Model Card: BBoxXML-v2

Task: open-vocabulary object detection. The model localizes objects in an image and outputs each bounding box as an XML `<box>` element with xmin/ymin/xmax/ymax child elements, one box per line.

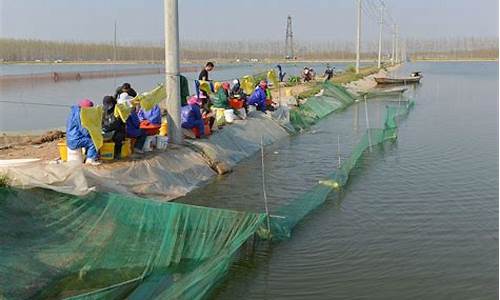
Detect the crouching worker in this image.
<box><xmin>66</xmin><ymin>99</ymin><xmax>99</xmax><ymax>165</ymax></box>
<box><xmin>230</xmin><ymin>79</ymin><xmax>247</xmax><ymax>101</ymax></box>
<box><xmin>138</xmin><ymin>104</ymin><xmax>162</xmax><ymax>135</ymax></box>
<box><xmin>138</xmin><ymin>104</ymin><xmax>161</xmax><ymax>125</ymax></box>
<box><xmin>247</xmin><ymin>80</ymin><xmax>268</xmax><ymax>112</ymax></box>
<box><xmin>102</xmin><ymin>96</ymin><xmax>126</xmax><ymax>159</ymax></box>
<box><xmin>181</xmin><ymin>96</ymin><xmax>205</xmax><ymax>138</ymax></box>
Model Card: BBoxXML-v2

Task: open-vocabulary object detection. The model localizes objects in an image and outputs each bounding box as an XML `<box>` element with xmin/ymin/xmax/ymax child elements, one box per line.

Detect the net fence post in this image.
<box><xmin>364</xmin><ymin>95</ymin><xmax>372</xmax><ymax>150</ymax></box>
<box><xmin>337</xmin><ymin>135</ymin><xmax>341</xmax><ymax>168</ymax></box>
<box><xmin>261</xmin><ymin>136</ymin><xmax>271</xmax><ymax>236</ymax></box>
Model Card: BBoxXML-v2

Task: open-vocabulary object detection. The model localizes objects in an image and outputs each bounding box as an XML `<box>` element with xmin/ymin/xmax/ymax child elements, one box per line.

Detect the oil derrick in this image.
<box><xmin>285</xmin><ymin>15</ymin><xmax>294</xmax><ymax>59</ymax></box>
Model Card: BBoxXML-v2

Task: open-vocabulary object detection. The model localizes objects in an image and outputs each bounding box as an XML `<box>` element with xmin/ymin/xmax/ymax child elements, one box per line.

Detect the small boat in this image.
<box><xmin>361</xmin><ymin>86</ymin><xmax>408</xmax><ymax>98</ymax></box>
<box><xmin>375</xmin><ymin>72</ymin><xmax>422</xmax><ymax>85</ymax></box>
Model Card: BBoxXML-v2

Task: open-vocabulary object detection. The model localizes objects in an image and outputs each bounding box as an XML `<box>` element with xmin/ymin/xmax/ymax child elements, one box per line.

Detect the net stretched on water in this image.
<box><xmin>264</xmin><ymin>100</ymin><xmax>415</xmax><ymax>240</ymax></box>
<box><xmin>0</xmin><ymin>189</ymin><xmax>265</xmax><ymax>299</ymax></box>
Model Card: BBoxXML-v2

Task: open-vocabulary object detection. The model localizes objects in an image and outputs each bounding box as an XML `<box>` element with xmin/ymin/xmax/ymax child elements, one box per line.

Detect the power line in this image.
<box><xmin>0</xmin><ymin>100</ymin><xmax>72</xmax><ymax>108</ymax></box>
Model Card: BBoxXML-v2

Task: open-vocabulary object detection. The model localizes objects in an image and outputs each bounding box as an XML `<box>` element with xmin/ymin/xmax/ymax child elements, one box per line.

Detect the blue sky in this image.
<box><xmin>0</xmin><ymin>0</ymin><xmax>498</xmax><ymax>43</ymax></box>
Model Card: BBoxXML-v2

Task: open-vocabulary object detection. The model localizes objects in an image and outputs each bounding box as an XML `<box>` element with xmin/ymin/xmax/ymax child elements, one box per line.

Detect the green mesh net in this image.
<box><xmin>289</xmin><ymin>82</ymin><xmax>356</xmax><ymax>131</ymax></box>
<box><xmin>0</xmin><ymin>188</ymin><xmax>264</xmax><ymax>299</ymax></box>
<box><xmin>264</xmin><ymin>100</ymin><xmax>415</xmax><ymax>240</ymax></box>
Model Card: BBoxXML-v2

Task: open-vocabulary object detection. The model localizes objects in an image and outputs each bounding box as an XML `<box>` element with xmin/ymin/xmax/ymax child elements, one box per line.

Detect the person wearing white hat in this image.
<box><xmin>229</xmin><ymin>79</ymin><xmax>246</xmax><ymax>101</ymax></box>
<box><xmin>118</xmin><ymin>92</ymin><xmax>146</xmax><ymax>154</ymax></box>
<box><xmin>117</xmin><ymin>92</ymin><xmax>133</xmax><ymax>105</ymax></box>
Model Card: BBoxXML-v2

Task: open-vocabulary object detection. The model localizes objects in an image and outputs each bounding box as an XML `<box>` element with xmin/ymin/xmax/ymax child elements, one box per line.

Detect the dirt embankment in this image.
<box><xmin>0</xmin><ymin>131</ymin><xmax>64</xmax><ymax>160</ymax></box>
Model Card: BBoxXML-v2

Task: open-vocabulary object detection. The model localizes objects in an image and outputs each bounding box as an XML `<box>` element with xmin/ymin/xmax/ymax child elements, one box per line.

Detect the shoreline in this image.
<box><xmin>0</xmin><ymin>65</ymin><xmax>382</xmax><ymax>161</ymax></box>
<box><xmin>0</xmin><ymin>64</ymin><xmax>394</xmax><ymax>138</ymax></box>
<box><xmin>2</xmin><ymin>58</ymin><xmax>497</xmax><ymax>65</ymax></box>
<box><xmin>413</xmin><ymin>58</ymin><xmax>498</xmax><ymax>62</ymax></box>
<box><xmin>0</xmin><ymin>64</ymin><xmax>390</xmax><ymax>158</ymax></box>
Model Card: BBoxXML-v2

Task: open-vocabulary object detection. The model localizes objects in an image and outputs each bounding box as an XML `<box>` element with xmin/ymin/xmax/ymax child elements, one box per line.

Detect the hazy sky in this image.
<box><xmin>0</xmin><ymin>0</ymin><xmax>498</xmax><ymax>44</ymax></box>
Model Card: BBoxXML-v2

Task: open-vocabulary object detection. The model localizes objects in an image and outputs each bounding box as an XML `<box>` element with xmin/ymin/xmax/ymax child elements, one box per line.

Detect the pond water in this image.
<box><xmin>175</xmin><ymin>61</ymin><xmax>498</xmax><ymax>300</ymax></box>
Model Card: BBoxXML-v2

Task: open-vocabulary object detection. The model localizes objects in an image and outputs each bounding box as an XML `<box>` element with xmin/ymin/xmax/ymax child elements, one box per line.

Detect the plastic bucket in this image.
<box><xmin>67</xmin><ymin>147</ymin><xmax>83</xmax><ymax>163</ymax></box>
<box><xmin>204</xmin><ymin>123</ymin><xmax>211</xmax><ymax>136</ymax></box>
<box><xmin>57</xmin><ymin>142</ymin><xmax>68</xmax><ymax>161</ymax></box>
<box><xmin>99</xmin><ymin>142</ymin><xmax>115</xmax><ymax>160</ymax></box>
<box><xmin>159</xmin><ymin>122</ymin><xmax>168</xmax><ymax>136</ymax></box>
<box><xmin>214</xmin><ymin>108</ymin><xmax>225</xmax><ymax>126</ymax></box>
<box><xmin>224</xmin><ymin>109</ymin><xmax>235</xmax><ymax>123</ymax></box>
<box><xmin>140</xmin><ymin>121</ymin><xmax>161</xmax><ymax>136</ymax></box>
<box><xmin>229</xmin><ymin>99</ymin><xmax>244</xmax><ymax>109</ymax></box>
<box><xmin>156</xmin><ymin>136</ymin><xmax>169</xmax><ymax>150</ymax></box>
<box><xmin>237</xmin><ymin>108</ymin><xmax>247</xmax><ymax>120</ymax></box>
<box><xmin>121</xmin><ymin>139</ymin><xmax>131</xmax><ymax>158</ymax></box>
<box><xmin>143</xmin><ymin>135</ymin><xmax>156</xmax><ymax>152</ymax></box>
<box><xmin>192</xmin><ymin>127</ymin><xmax>201</xmax><ymax>138</ymax></box>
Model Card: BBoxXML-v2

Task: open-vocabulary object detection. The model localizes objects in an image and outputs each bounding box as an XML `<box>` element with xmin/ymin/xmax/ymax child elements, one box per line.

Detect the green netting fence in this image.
<box><xmin>0</xmin><ymin>189</ymin><xmax>265</xmax><ymax>300</ymax></box>
<box><xmin>289</xmin><ymin>82</ymin><xmax>356</xmax><ymax>131</ymax></box>
<box><xmin>264</xmin><ymin>100</ymin><xmax>415</xmax><ymax>240</ymax></box>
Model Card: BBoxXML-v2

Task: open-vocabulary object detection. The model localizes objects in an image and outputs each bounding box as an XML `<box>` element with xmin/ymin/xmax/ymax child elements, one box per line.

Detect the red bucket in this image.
<box><xmin>192</xmin><ymin>127</ymin><xmax>201</xmax><ymax>138</ymax></box>
<box><xmin>140</xmin><ymin>121</ymin><xmax>161</xmax><ymax>136</ymax></box>
<box><xmin>229</xmin><ymin>99</ymin><xmax>244</xmax><ymax>109</ymax></box>
<box><xmin>204</xmin><ymin>123</ymin><xmax>211</xmax><ymax>136</ymax></box>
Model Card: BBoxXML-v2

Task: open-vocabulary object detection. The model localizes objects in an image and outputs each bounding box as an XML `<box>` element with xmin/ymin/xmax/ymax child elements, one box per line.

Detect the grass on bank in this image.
<box><xmin>0</xmin><ymin>174</ymin><xmax>9</xmax><ymax>187</ymax></box>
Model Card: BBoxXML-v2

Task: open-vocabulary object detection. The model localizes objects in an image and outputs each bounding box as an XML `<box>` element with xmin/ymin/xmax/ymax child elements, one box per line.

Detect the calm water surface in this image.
<box><xmin>176</xmin><ymin>62</ymin><xmax>498</xmax><ymax>299</ymax></box>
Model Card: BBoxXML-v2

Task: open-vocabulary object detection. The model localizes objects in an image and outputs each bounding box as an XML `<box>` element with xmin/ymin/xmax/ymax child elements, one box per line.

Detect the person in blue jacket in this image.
<box><xmin>247</xmin><ymin>80</ymin><xmax>268</xmax><ymax>112</ymax></box>
<box><xmin>138</xmin><ymin>104</ymin><xmax>162</xmax><ymax>125</ymax></box>
<box><xmin>181</xmin><ymin>96</ymin><xmax>205</xmax><ymax>138</ymax></box>
<box><xmin>117</xmin><ymin>93</ymin><xmax>146</xmax><ymax>154</ymax></box>
<box><xmin>66</xmin><ymin>99</ymin><xmax>99</xmax><ymax>165</ymax></box>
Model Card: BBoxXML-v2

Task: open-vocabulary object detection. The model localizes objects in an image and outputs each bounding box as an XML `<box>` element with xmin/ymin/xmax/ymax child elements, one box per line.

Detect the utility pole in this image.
<box><xmin>113</xmin><ymin>21</ymin><xmax>117</xmax><ymax>87</ymax></box>
<box><xmin>285</xmin><ymin>15</ymin><xmax>294</xmax><ymax>59</ymax></box>
<box><xmin>391</xmin><ymin>24</ymin><xmax>396</xmax><ymax>65</ymax></box>
<box><xmin>401</xmin><ymin>40</ymin><xmax>406</xmax><ymax>62</ymax></box>
<box><xmin>395</xmin><ymin>25</ymin><xmax>399</xmax><ymax>64</ymax></box>
<box><xmin>377</xmin><ymin>2</ymin><xmax>384</xmax><ymax>68</ymax></box>
<box><xmin>164</xmin><ymin>0</ymin><xmax>183</xmax><ymax>144</ymax></box>
<box><xmin>355</xmin><ymin>0</ymin><xmax>362</xmax><ymax>73</ymax></box>
<box><xmin>113</xmin><ymin>21</ymin><xmax>117</xmax><ymax>62</ymax></box>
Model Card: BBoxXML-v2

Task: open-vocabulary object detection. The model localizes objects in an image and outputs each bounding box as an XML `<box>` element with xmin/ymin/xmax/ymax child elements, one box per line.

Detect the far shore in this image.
<box><xmin>2</xmin><ymin>58</ymin><xmax>497</xmax><ymax>65</ymax></box>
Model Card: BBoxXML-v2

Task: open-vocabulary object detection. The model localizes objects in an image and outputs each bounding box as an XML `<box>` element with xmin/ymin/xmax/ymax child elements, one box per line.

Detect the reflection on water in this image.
<box><xmin>177</xmin><ymin>62</ymin><xmax>498</xmax><ymax>299</ymax></box>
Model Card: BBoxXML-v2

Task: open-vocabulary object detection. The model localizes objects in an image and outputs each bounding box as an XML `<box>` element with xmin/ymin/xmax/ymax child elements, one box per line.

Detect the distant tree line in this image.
<box><xmin>405</xmin><ymin>37</ymin><xmax>498</xmax><ymax>60</ymax></box>
<box><xmin>0</xmin><ymin>37</ymin><xmax>497</xmax><ymax>62</ymax></box>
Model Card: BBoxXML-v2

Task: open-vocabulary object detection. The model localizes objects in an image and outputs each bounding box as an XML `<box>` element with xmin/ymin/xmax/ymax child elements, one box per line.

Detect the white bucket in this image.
<box><xmin>67</xmin><ymin>147</ymin><xmax>83</xmax><ymax>163</ymax></box>
<box><xmin>143</xmin><ymin>135</ymin><xmax>156</xmax><ymax>152</ymax></box>
<box><xmin>156</xmin><ymin>136</ymin><xmax>169</xmax><ymax>150</ymax></box>
<box><xmin>237</xmin><ymin>108</ymin><xmax>247</xmax><ymax>120</ymax></box>
<box><xmin>224</xmin><ymin>109</ymin><xmax>236</xmax><ymax>123</ymax></box>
